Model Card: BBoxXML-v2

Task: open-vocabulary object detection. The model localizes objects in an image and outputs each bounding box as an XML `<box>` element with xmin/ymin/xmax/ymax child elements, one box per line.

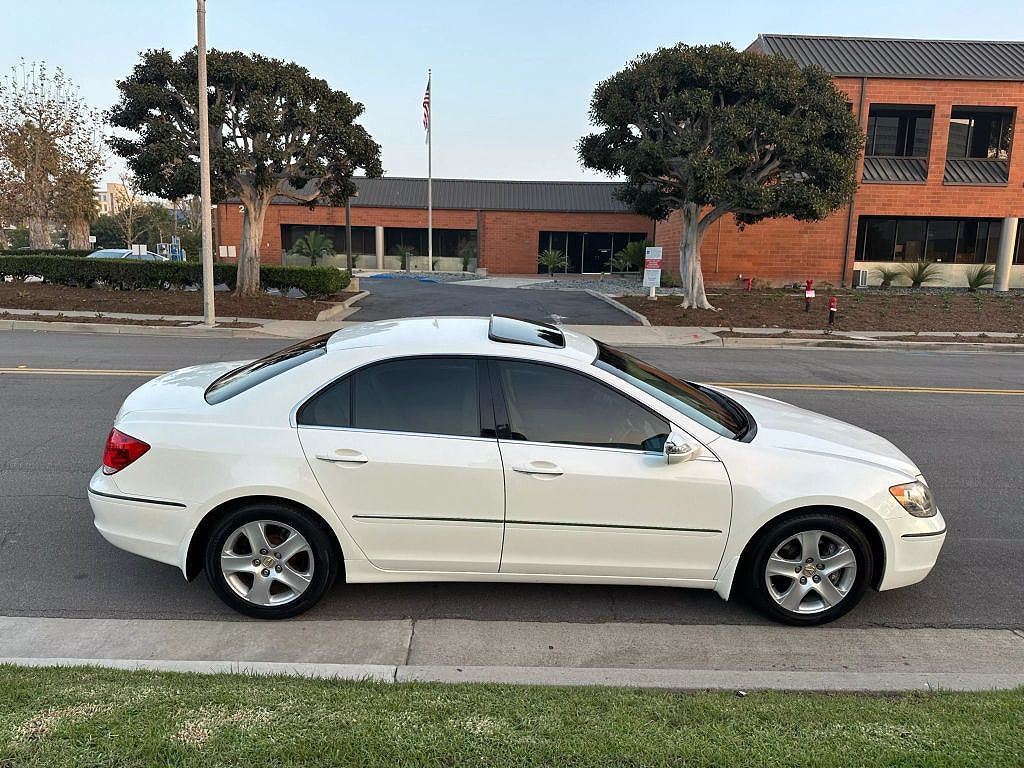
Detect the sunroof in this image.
<box><xmin>488</xmin><ymin>315</ymin><xmax>565</xmax><ymax>349</ymax></box>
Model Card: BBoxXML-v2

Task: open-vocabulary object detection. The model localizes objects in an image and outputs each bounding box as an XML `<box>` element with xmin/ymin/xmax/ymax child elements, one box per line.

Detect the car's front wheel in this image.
<box><xmin>746</xmin><ymin>512</ymin><xmax>873</xmax><ymax>626</ymax></box>
<box><xmin>204</xmin><ymin>503</ymin><xmax>337</xmax><ymax>619</ymax></box>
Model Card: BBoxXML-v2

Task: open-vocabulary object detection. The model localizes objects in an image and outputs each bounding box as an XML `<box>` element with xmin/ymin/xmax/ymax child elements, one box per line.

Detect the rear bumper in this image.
<box><xmin>88</xmin><ymin>470</ymin><xmax>190</xmax><ymax>573</ymax></box>
<box><xmin>878</xmin><ymin>509</ymin><xmax>946</xmax><ymax>591</ymax></box>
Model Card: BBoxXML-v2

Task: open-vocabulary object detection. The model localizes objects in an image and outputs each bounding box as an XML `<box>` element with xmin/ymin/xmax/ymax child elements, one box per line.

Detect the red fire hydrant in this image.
<box><xmin>828</xmin><ymin>295</ymin><xmax>838</xmax><ymax>326</ymax></box>
<box><xmin>804</xmin><ymin>279</ymin><xmax>815</xmax><ymax>312</ymax></box>
<box><xmin>744</xmin><ymin>276</ymin><xmax>754</xmax><ymax>291</ymax></box>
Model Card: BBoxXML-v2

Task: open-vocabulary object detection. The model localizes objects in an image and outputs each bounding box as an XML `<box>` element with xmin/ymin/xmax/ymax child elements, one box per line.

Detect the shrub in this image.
<box><xmin>609</xmin><ymin>240</ymin><xmax>649</xmax><ymax>272</ymax></box>
<box><xmin>873</xmin><ymin>265</ymin><xmax>903</xmax><ymax>288</ymax></box>
<box><xmin>660</xmin><ymin>271</ymin><xmax>681</xmax><ymax>288</ymax></box>
<box><xmin>963</xmin><ymin>263</ymin><xmax>995</xmax><ymax>292</ymax></box>
<box><xmin>901</xmin><ymin>260</ymin><xmax>941</xmax><ymax>288</ymax></box>
<box><xmin>538</xmin><ymin>249</ymin><xmax>567</xmax><ymax>275</ymax></box>
<box><xmin>288</xmin><ymin>232</ymin><xmax>335</xmax><ymax>267</ymax></box>
<box><xmin>0</xmin><ymin>255</ymin><xmax>348</xmax><ymax>297</ymax></box>
<box><xmin>0</xmin><ymin>248</ymin><xmax>95</xmax><ymax>257</ymax></box>
<box><xmin>392</xmin><ymin>244</ymin><xmax>415</xmax><ymax>270</ymax></box>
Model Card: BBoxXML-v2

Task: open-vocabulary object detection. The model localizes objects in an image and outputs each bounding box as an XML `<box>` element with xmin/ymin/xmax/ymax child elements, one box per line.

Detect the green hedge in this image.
<box><xmin>0</xmin><ymin>248</ymin><xmax>95</xmax><ymax>257</ymax></box>
<box><xmin>0</xmin><ymin>255</ymin><xmax>349</xmax><ymax>297</ymax></box>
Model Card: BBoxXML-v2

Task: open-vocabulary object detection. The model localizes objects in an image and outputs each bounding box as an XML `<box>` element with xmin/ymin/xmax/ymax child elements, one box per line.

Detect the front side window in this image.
<box><xmin>866</xmin><ymin>106</ymin><xmax>932</xmax><ymax>157</ymax></box>
<box><xmin>947</xmin><ymin>108</ymin><xmax>1014</xmax><ymax>160</ymax></box>
<box><xmin>493</xmin><ymin>360</ymin><xmax>670</xmax><ymax>451</ymax></box>
<box><xmin>298</xmin><ymin>357</ymin><xmax>482</xmax><ymax>438</ymax></box>
<box><xmin>593</xmin><ymin>344</ymin><xmax>747</xmax><ymax>440</ymax></box>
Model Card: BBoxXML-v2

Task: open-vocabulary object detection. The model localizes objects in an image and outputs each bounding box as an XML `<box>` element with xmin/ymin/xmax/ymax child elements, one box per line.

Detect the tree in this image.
<box><xmin>610</xmin><ymin>240</ymin><xmax>649</xmax><ymax>272</ymax></box>
<box><xmin>579</xmin><ymin>43</ymin><xmax>862</xmax><ymax>309</ymax></box>
<box><xmin>290</xmin><ymin>231</ymin><xmax>334</xmax><ymax>266</ymax></box>
<box><xmin>90</xmin><ymin>214</ymin><xmax>121</xmax><ymax>248</ymax></box>
<box><xmin>110</xmin><ymin>174</ymin><xmax>146</xmax><ymax>247</ymax></box>
<box><xmin>108</xmin><ymin>49</ymin><xmax>382</xmax><ymax>295</ymax></box>
<box><xmin>0</xmin><ymin>61</ymin><xmax>105</xmax><ymax>249</ymax></box>
<box><xmin>538</xmin><ymin>248</ymin><xmax>567</xmax><ymax>275</ymax></box>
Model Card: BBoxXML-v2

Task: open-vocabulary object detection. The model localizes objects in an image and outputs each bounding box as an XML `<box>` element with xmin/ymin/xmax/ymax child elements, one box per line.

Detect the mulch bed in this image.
<box><xmin>0</xmin><ymin>282</ymin><xmax>357</xmax><ymax>321</ymax></box>
<box><xmin>618</xmin><ymin>289</ymin><xmax>1024</xmax><ymax>333</ymax></box>
<box><xmin>1</xmin><ymin>312</ymin><xmax>259</xmax><ymax>329</ymax></box>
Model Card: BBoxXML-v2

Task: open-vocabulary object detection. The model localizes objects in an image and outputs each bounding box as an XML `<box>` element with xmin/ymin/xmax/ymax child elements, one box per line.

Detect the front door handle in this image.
<box><xmin>316</xmin><ymin>450</ymin><xmax>368</xmax><ymax>464</ymax></box>
<box><xmin>511</xmin><ymin>462</ymin><xmax>563</xmax><ymax>476</ymax></box>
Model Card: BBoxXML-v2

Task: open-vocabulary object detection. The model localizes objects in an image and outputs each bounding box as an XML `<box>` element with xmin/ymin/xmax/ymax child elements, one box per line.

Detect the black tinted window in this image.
<box><xmin>494</xmin><ymin>361</ymin><xmax>669</xmax><ymax>451</ymax></box>
<box><xmin>206</xmin><ymin>333</ymin><xmax>331</xmax><ymax>405</ymax></box>
<box><xmin>300</xmin><ymin>357</ymin><xmax>482</xmax><ymax>437</ymax></box>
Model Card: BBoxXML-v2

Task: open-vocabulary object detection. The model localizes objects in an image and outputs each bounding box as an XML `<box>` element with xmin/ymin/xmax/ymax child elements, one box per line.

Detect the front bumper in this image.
<box><xmin>878</xmin><ymin>508</ymin><xmax>946</xmax><ymax>591</ymax></box>
<box><xmin>88</xmin><ymin>469</ymin><xmax>190</xmax><ymax>571</ymax></box>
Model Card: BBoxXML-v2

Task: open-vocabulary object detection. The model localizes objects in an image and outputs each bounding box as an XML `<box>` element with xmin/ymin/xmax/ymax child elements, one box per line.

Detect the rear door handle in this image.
<box><xmin>316</xmin><ymin>450</ymin><xmax>368</xmax><ymax>464</ymax></box>
<box><xmin>511</xmin><ymin>462</ymin><xmax>563</xmax><ymax>476</ymax></box>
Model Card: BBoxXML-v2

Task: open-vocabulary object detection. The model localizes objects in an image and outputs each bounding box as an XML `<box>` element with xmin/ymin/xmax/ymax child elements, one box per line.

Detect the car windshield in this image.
<box><xmin>205</xmin><ymin>332</ymin><xmax>333</xmax><ymax>404</ymax></box>
<box><xmin>593</xmin><ymin>342</ymin><xmax>749</xmax><ymax>439</ymax></box>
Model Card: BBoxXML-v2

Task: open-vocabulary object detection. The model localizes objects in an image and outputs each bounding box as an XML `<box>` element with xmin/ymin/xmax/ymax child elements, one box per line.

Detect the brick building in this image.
<box><xmin>655</xmin><ymin>34</ymin><xmax>1024</xmax><ymax>288</ymax></box>
<box><xmin>214</xmin><ymin>178</ymin><xmax>655</xmax><ymax>275</ymax></box>
<box><xmin>215</xmin><ymin>34</ymin><xmax>1024</xmax><ymax>288</ymax></box>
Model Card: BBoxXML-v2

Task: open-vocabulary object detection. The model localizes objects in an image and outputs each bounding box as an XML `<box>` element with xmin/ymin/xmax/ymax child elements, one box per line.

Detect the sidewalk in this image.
<box><xmin>1</xmin><ymin>616</ymin><xmax>1021</xmax><ymax>691</ymax></box>
<box><xmin>3</xmin><ymin>306</ymin><xmax>1023</xmax><ymax>349</ymax></box>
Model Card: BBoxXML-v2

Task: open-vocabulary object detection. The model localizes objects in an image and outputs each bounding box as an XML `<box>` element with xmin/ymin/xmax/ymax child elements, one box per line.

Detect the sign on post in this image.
<box><xmin>131</xmin><ymin>243</ymin><xmax>146</xmax><ymax>256</ymax></box>
<box><xmin>642</xmin><ymin>246</ymin><xmax>663</xmax><ymax>298</ymax></box>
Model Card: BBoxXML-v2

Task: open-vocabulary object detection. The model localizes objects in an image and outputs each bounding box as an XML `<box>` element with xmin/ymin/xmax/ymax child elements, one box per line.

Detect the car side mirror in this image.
<box><xmin>664</xmin><ymin>438</ymin><xmax>701</xmax><ymax>464</ymax></box>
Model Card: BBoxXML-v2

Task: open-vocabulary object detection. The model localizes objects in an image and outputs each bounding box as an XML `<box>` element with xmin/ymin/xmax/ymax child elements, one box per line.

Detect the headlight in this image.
<box><xmin>889</xmin><ymin>481</ymin><xmax>936</xmax><ymax>517</ymax></box>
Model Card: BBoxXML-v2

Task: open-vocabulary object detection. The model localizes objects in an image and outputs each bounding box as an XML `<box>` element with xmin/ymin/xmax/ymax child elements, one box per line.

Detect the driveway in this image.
<box><xmin>353</xmin><ymin>276</ymin><xmax>639</xmax><ymax>325</ymax></box>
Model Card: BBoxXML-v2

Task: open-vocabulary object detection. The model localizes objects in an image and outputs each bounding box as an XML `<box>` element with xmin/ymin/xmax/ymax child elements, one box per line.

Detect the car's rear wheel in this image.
<box><xmin>204</xmin><ymin>503</ymin><xmax>337</xmax><ymax>619</ymax></box>
<box><xmin>746</xmin><ymin>512</ymin><xmax>873</xmax><ymax>626</ymax></box>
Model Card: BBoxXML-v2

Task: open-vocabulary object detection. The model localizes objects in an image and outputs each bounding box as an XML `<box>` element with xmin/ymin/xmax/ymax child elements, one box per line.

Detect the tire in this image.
<box><xmin>204</xmin><ymin>502</ymin><xmax>338</xmax><ymax>619</ymax></box>
<box><xmin>745</xmin><ymin>511</ymin><xmax>873</xmax><ymax>626</ymax></box>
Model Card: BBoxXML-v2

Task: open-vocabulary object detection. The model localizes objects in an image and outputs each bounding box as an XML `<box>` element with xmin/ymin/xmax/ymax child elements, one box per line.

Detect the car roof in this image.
<box><xmin>325</xmin><ymin>316</ymin><xmax>598</xmax><ymax>363</ymax></box>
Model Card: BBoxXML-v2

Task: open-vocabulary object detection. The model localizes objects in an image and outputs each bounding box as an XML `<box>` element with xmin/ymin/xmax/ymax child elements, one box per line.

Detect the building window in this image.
<box><xmin>856</xmin><ymin>217</ymin><xmax>1005</xmax><ymax>264</ymax></box>
<box><xmin>383</xmin><ymin>228</ymin><xmax>477</xmax><ymax>259</ymax></box>
<box><xmin>281</xmin><ymin>225</ymin><xmax>376</xmax><ymax>255</ymax></box>
<box><xmin>946</xmin><ymin>108</ymin><xmax>1014</xmax><ymax>160</ymax></box>
<box><xmin>865</xmin><ymin>106</ymin><xmax>932</xmax><ymax>157</ymax></box>
<box><xmin>537</xmin><ymin>231</ymin><xmax>648</xmax><ymax>273</ymax></box>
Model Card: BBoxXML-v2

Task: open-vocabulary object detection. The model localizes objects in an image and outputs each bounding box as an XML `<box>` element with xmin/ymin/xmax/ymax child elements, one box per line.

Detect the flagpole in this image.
<box><xmin>427</xmin><ymin>69</ymin><xmax>433</xmax><ymax>272</ymax></box>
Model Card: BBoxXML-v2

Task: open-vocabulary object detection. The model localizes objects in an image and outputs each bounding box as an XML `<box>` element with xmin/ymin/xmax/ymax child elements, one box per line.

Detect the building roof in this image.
<box><xmin>271</xmin><ymin>177</ymin><xmax>636</xmax><ymax>213</ymax></box>
<box><xmin>750</xmin><ymin>34</ymin><xmax>1024</xmax><ymax>81</ymax></box>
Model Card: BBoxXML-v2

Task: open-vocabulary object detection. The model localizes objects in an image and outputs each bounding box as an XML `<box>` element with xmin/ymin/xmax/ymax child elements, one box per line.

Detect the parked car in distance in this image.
<box><xmin>88</xmin><ymin>316</ymin><xmax>946</xmax><ymax>625</ymax></box>
<box><xmin>87</xmin><ymin>248</ymin><xmax>169</xmax><ymax>262</ymax></box>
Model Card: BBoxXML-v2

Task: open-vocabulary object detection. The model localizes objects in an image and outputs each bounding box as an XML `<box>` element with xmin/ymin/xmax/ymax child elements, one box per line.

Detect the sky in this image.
<box><xmin>4</xmin><ymin>0</ymin><xmax>1024</xmax><ymax>184</ymax></box>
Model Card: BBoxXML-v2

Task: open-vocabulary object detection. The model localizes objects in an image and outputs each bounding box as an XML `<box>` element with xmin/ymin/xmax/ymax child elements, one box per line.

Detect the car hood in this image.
<box><xmin>116</xmin><ymin>360</ymin><xmax>248</xmax><ymax>419</ymax></box>
<box><xmin>711</xmin><ymin>386</ymin><xmax>920</xmax><ymax>479</ymax></box>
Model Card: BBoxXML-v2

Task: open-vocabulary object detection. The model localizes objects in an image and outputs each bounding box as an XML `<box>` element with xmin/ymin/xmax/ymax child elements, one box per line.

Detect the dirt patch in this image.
<box><xmin>716</xmin><ymin>330</ymin><xmax>1024</xmax><ymax>344</ymax></box>
<box><xmin>1</xmin><ymin>312</ymin><xmax>259</xmax><ymax>329</ymax></box>
<box><xmin>0</xmin><ymin>282</ymin><xmax>356</xmax><ymax>320</ymax></box>
<box><xmin>618</xmin><ymin>289</ymin><xmax>1024</xmax><ymax>333</ymax></box>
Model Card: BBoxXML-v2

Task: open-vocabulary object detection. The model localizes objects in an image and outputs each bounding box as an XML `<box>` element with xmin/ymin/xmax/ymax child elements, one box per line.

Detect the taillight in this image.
<box><xmin>102</xmin><ymin>428</ymin><xmax>150</xmax><ymax>474</ymax></box>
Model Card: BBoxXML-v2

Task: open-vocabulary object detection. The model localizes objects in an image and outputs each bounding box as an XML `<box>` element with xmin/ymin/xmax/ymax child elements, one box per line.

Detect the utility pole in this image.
<box><xmin>197</xmin><ymin>0</ymin><xmax>216</xmax><ymax>327</ymax></box>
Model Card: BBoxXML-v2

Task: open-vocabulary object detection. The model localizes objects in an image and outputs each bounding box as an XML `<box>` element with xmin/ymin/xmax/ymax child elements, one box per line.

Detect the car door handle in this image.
<box><xmin>511</xmin><ymin>462</ymin><xmax>563</xmax><ymax>476</ymax></box>
<box><xmin>316</xmin><ymin>450</ymin><xmax>368</xmax><ymax>464</ymax></box>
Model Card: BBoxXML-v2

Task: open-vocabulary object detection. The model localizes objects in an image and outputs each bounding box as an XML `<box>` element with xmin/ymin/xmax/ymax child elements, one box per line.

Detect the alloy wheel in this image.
<box><xmin>219</xmin><ymin>520</ymin><xmax>314</xmax><ymax>606</ymax></box>
<box><xmin>764</xmin><ymin>529</ymin><xmax>858</xmax><ymax>615</ymax></box>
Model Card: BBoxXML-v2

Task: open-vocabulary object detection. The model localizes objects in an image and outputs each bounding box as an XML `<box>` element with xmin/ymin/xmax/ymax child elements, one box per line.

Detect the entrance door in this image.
<box><xmin>490</xmin><ymin>359</ymin><xmax>732</xmax><ymax>580</ymax></box>
<box><xmin>297</xmin><ymin>356</ymin><xmax>505</xmax><ymax>572</ymax></box>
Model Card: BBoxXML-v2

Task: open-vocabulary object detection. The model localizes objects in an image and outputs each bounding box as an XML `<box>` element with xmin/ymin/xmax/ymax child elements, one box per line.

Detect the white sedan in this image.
<box><xmin>88</xmin><ymin>316</ymin><xmax>946</xmax><ymax>625</ymax></box>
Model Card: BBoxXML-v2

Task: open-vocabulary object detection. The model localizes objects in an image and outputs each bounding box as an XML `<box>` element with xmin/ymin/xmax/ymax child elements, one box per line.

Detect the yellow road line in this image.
<box><xmin>709</xmin><ymin>382</ymin><xmax>1024</xmax><ymax>395</ymax></box>
<box><xmin>1</xmin><ymin>367</ymin><xmax>1023</xmax><ymax>395</ymax></box>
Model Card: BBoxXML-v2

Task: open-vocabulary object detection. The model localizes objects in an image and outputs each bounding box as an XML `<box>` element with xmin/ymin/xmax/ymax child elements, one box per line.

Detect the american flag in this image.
<box><xmin>422</xmin><ymin>73</ymin><xmax>431</xmax><ymax>135</ymax></box>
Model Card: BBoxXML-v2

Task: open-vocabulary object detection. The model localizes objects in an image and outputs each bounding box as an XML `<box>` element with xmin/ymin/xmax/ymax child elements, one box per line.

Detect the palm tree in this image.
<box><xmin>538</xmin><ymin>248</ymin><xmax>567</xmax><ymax>275</ymax></box>
<box><xmin>609</xmin><ymin>240</ymin><xmax>649</xmax><ymax>273</ymax></box>
<box><xmin>290</xmin><ymin>232</ymin><xmax>334</xmax><ymax>266</ymax></box>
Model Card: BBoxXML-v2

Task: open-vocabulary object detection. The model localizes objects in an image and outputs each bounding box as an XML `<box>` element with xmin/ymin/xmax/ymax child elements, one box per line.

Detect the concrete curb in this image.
<box><xmin>314</xmin><ymin>291</ymin><xmax>369</xmax><ymax>322</ymax></box>
<box><xmin>0</xmin><ymin>318</ymin><xmax>274</xmax><ymax>338</ymax></box>
<box><xmin>583</xmin><ymin>290</ymin><xmax>651</xmax><ymax>326</ymax></box>
<box><xmin>1</xmin><ymin>657</ymin><xmax>1020</xmax><ymax>692</ymax></box>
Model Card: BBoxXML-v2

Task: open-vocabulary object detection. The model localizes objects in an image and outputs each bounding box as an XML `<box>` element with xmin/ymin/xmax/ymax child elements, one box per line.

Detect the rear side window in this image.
<box><xmin>205</xmin><ymin>333</ymin><xmax>332</xmax><ymax>405</ymax></box>
<box><xmin>298</xmin><ymin>357</ymin><xmax>482</xmax><ymax>438</ymax></box>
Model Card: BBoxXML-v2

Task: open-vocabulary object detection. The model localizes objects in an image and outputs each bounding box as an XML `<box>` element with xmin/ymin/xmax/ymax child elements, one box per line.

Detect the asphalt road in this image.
<box><xmin>353</xmin><ymin>277</ymin><xmax>640</xmax><ymax>325</ymax></box>
<box><xmin>1</xmin><ymin>329</ymin><xmax>1021</xmax><ymax>629</ymax></box>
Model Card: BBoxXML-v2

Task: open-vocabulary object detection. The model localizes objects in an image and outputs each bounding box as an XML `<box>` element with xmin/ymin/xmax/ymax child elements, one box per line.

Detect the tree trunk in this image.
<box><xmin>237</xmin><ymin>191</ymin><xmax>269</xmax><ymax>297</ymax></box>
<box><xmin>678</xmin><ymin>203</ymin><xmax>714</xmax><ymax>310</ymax></box>
<box><xmin>67</xmin><ymin>217</ymin><xmax>91</xmax><ymax>250</ymax></box>
<box><xmin>28</xmin><ymin>216</ymin><xmax>53</xmax><ymax>250</ymax></box>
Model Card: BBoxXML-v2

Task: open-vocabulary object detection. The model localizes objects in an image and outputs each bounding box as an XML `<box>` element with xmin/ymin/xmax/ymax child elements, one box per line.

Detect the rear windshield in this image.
<box><xmin>205</xmin><ymin>333</ymin><xmax>332</xmax><ymax>404</ymax></box>
<box><xmin>594</xmin><ymin>342</ymin><xmax>749</xmax><ymax>439</ymax></box>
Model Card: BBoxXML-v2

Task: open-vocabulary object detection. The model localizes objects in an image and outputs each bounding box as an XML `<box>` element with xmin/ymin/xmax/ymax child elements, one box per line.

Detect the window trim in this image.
<box><xmin>294</xmin><ymin>354</ymin><xmax>496</xmax><ymax>440</ymax></box>
<box><xmin>485</xmin><ymin>357</ymin><xmax>673</xmax><ymax>455</ymax></box>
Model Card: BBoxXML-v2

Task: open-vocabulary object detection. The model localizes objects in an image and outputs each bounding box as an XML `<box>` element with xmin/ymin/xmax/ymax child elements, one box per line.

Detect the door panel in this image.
<box><xmin>498</xmin><ymin>440</ymin><xmax>731</xmax><ymax>579</ymax></box>
<box><xmin>300</xmin><ymin>429</ymin><xmax>504</xmax><ymax>572</ymax></box>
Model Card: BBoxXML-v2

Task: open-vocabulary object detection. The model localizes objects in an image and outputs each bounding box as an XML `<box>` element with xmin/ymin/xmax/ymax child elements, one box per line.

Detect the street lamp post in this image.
<box><xmin>196</xmin><ymin>0</ymin><xmax>215</xmax><ymax>327</ymax></box>
<box><xmin>345</xmin><ymin>189</ymin><xmax>358</xmax><ymax>271</ymax></box>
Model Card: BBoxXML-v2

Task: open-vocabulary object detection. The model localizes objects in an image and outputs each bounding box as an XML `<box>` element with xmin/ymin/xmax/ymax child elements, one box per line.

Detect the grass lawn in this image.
<box><xmin>1</xmin><ymin>666</ymin><xmax>1021</xmax><ymax>767</ymax></box>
